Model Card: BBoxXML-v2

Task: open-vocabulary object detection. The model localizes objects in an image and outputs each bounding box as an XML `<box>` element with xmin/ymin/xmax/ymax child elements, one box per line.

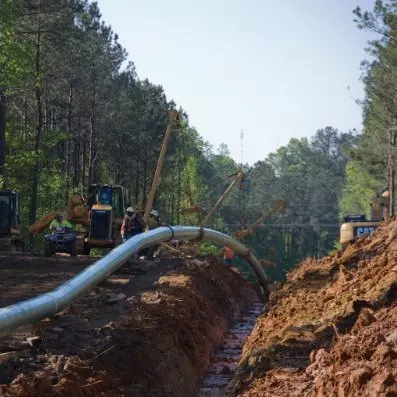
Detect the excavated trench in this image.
<box><xmin>196</xmin><ymin>303</ymin><xmax>263</xmax><ymax>397</ymax></box>
<box><xmin>0</xmin><ymin>255</ymin><xmax>263</xmax><ymax>397</ymax></box>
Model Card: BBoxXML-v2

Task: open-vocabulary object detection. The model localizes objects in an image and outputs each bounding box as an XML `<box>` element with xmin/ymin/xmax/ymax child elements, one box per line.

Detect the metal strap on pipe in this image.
<box><xmin>0</xmin><ymin>226</ymin><xmax>268</xmax><ymax>336</ymax></box>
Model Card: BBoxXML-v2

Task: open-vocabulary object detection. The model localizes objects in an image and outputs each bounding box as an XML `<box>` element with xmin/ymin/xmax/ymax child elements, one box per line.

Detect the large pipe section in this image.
<box><xmin>0</xmin><ymin>226</ymin><xmax>268</xmax><ymax>336</ymax></box>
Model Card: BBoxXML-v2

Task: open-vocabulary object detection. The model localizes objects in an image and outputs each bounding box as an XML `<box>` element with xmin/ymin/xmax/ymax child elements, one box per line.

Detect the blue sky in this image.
<box><xmin>97</xmin><ymin>0</ymin><xmax>376</xmax><ymax>164</ymax></box>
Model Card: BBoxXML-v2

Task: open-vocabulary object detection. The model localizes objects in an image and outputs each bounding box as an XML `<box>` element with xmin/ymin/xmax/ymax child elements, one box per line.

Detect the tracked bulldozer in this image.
<box><xmin>0</xmin><ymin>190</ymin><xmax>24</xmax><ymax>252</ymax></box>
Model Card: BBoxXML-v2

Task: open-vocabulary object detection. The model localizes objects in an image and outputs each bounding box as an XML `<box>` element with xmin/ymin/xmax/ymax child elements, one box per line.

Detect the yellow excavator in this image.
<box><xmin>340</xmin><ymin>188</ymin><xmax>389</xmax><ymax>249</ymax></box>
<box><xmin>30</xmin><ymin>184</ymin><xmax>128</xmax><ymax>255</ymax></box>
<box><xmin>30</xmin><ymin>110</ymin><xmax>180</xmax><ymax>256</ymax></box>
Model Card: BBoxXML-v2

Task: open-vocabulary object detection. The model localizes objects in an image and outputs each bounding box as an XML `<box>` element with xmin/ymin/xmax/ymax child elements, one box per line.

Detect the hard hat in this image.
<box><xmin>150</xmin><ymin>210</ymin><xmax>159</xmax><ymax>217</ymax></box>
<box><xmin>126</xmin><ymin>207</ymin><xmax>134</xmax><ymax>213</ymax></box>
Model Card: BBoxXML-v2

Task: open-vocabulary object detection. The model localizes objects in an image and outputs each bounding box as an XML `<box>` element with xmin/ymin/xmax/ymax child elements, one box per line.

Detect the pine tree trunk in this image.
<box><xmin>135</xmin><ymin>156</ymin><xmax>139</xmax><ymax>205</ymax></box>
<box><xmin>82</xmin><ymin>136</ymin><xmax>87</xmax><ymax>190</ymax></box>
<box><xmin>143</xmin><ymin>143</ymin><xmax>147</xmax><ymax>205</ymax></box>
<box><xmin>74</xmin><ymin>138</ymin><xmax>80</xmax><ymax>188</ymax></box>
<box><xmin>65</xmin><ymin>82</ymin><xmax>73</xmax><ymax>202</ymax></box>
<box><xmin>389</xmin><ymin>124</ymin><xmax>397</xmax><ymax>217</ymax></box>
<box><xmin>30</xmin><ymin>22</ymin><xmax>44</xmax><ymax>237</ymax></box>
<box><xmin>0</xmin><ymin>90</ymin><xmax>6</xmax><ymax>188</ymax></box>
<box><xmin>177</xmin><ymin>151</ymin><xmax>181</xmax><ymax>224</ymax></box>
<box><xmin>88</xmin><ymin>69</ymin><xmax>97</xmax><ymax>184</ymax></box>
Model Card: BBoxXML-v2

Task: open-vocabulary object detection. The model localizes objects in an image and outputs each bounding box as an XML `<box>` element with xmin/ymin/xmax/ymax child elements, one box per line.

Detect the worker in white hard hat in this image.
<box><xmin>148</xmin><ymin>209</ymin><xmax>160</xmax><ymax>230</ymax></box>
<box><xmin>121</xmin><ymin>207</ymin><xmax>135</xmax><ymax>242</ymax></box>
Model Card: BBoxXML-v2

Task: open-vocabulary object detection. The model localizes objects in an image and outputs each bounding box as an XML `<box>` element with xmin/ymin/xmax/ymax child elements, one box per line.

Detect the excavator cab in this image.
<box><xmin>84</xmin><ymin>184</ymin><xmax>127</xmax><ymax>253</ymax></box>
<box><xmin>0</xmin><ymin>190</ymin><xmax>23</xmax><ymax>251</ymax></box>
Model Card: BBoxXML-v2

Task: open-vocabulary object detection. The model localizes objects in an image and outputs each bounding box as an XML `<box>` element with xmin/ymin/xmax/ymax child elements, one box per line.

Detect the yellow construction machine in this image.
<box><xmin>30</xmin><ymin>184</ymin><xmax>128</xmax><ymax>255</ymax></box>
<box><xmin>143</xmin><ymin>109</ymin><xmax>180</xmax><ymax>224</ymax></box>
<box><xmin>0</xmin><ymin>190</ymin><xmax>24</xmax><ymax>252</ymax></box>
<box><xmin>340</xmin><ymin>188</ymin><xmax>389</xmax><ymax>249</ymax></box>
<box><xmin>30</xmin><ymin>110</ymin><xmax>181</xmax><ymax>256</ymax></box>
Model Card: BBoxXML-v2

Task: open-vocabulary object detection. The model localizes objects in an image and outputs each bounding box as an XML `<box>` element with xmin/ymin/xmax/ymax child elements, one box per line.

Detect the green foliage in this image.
<box><xmin>342</xmin><ymin>1</ymin><xmax>397</xmax><ymax>218</ymax></box>
<box><xmin>340</xmin><ymin>161</ymin><xmax>383</xmax><ymax>217</ymax></box>
<box><xmin>328</xmin><ymin>240</ymin><xmax>342</xmax><ymax>256</ymax></box>
<box><xmin>199</xmin><ymin>242</ymin><xmax>218</xmax><ymax>255</ymax></box>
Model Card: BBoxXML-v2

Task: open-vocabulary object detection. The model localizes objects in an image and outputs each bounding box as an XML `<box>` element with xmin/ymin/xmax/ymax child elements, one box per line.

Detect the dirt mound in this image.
<box><xmin>305</xmin><ymin>304</ymin><xmax>397</xmax><ymax>396</ymax></box>
<box><xmin>0</xmin><ymin>257</ymin><xmax>258</xmax><ymax>397</ymax></box>
<box><xmin>227</xmin><ymin>219</ymin><xmax>397</xmax><ymax>397</ymax></box>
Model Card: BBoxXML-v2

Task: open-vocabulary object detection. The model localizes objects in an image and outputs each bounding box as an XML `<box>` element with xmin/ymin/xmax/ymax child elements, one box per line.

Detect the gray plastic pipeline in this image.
<box><xmin>0</xmin><ymin>226</ymin><xmax>269</xmax><ymax>336</ymax></box>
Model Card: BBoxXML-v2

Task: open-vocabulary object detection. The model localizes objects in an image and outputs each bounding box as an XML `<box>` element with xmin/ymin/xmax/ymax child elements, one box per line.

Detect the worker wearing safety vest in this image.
<box><xmin>49</xmin><ymin>214</ymin><xmax>72</xmax><ymax>232</ymax></box>
<box><xmin>121</xmin><ymin>207</ymin><xmax>144</xmax><ymax>242</ymax></box>
<box><xmin>223</xmin><ymin>246</ymin><xmax>235</xmax><ymax>266</ymax></box>
<box><xmin>146</xmin><ymin>210</ymin><xmax>159</xmax><ymax>230</ymax></box>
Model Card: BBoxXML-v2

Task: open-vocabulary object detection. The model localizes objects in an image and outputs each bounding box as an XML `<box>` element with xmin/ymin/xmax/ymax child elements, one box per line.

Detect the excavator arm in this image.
<box><xmin>29</xmin><ymin>212</ymin><xmax>58</xmax><ymax>237</ymax></box>
<box><xmin>200</xmin><ymin>171</ymin><xmax>244</xmax><ymax>228</ymax></box>
<box><xmin>143</xmin><ymin>109</ymin><xmax>180</xmax><ymax>225</ymax></box>
<box><xmin>29</xmin><ymin>194</ymin><xmax>90</xmax><ymax>237</ymax></box>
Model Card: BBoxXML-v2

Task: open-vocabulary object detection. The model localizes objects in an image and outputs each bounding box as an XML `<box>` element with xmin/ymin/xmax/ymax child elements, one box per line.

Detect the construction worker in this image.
<box><xmin>148</xmin><ymin>209</ymin><xmax>160</xmax><ymax>230</ymax></box>
<box><xmin>144</xmin><ymin>209</ymin><xmax>162</xmax><ymax>259</ymax></box>
<box><xmin>49</xmin><ymin>213</ymin><xmax>72</xmax><ymax>232</ymax></box>
<box><xmin>121</xmin><ymin>207</ymin><xmax>144</xmax><ymax>242</ymax></box>
<box><xmin>223</xmin><ymin>246</ymin><xmax>235</xmax><ymax>267</ymax></box>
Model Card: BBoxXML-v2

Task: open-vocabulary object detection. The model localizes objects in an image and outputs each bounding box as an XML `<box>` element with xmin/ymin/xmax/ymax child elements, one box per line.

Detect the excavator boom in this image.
<box><xmin>143</xmin><ymin>109</ymin><xmax>180</xmax><ymax>225</ymax></box>
<box><xmin>201</xmin><ymin>171</ymin><xmax>244</xmax><ymax>227</ymax></box>
<box><xmin>29</xmin><ymin>212</ymin><xmax>58</xmax><ymax>237</ymax></box>
<box><xmin>234</xmin><ymin>199</ymin><xmax>286</xmax><ymax>240</ymax></box>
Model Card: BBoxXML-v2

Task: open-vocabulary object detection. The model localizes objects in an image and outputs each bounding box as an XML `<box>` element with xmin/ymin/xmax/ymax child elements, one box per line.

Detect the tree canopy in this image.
<box><xmin>0</xmin><ymin>0</ymin><xmax>375</xmax><ymax>280</ymax></box>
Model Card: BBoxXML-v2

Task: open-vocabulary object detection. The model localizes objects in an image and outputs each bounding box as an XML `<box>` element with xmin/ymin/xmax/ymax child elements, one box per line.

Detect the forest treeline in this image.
<box><xmin>341</xmin><ymin>1</ymin><xmax>397</xmax><ymax>217</ymax></box>
<box><xmin>0</xmin><ymin>0</ymin><xmax>389</xmax><ymax>278</ymax></box>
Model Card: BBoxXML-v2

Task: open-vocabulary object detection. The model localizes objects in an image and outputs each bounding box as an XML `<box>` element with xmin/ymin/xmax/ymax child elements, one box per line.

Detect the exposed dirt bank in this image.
<box><xmin>227</xmin><ymin>219</ymin><xmax>397</xmax><ymax>397</ymax></box>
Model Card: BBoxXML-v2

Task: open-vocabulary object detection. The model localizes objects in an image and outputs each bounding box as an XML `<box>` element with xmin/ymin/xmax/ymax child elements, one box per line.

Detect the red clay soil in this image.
<box><xmin>226</xmin><ymin>219</ymin><xmax>397</xmax><ymax>397</ymax></box>
<box><xmin>0</xmin><ymin>255</ymin><xmax>258</xmax><ymax>397</ymax></box>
